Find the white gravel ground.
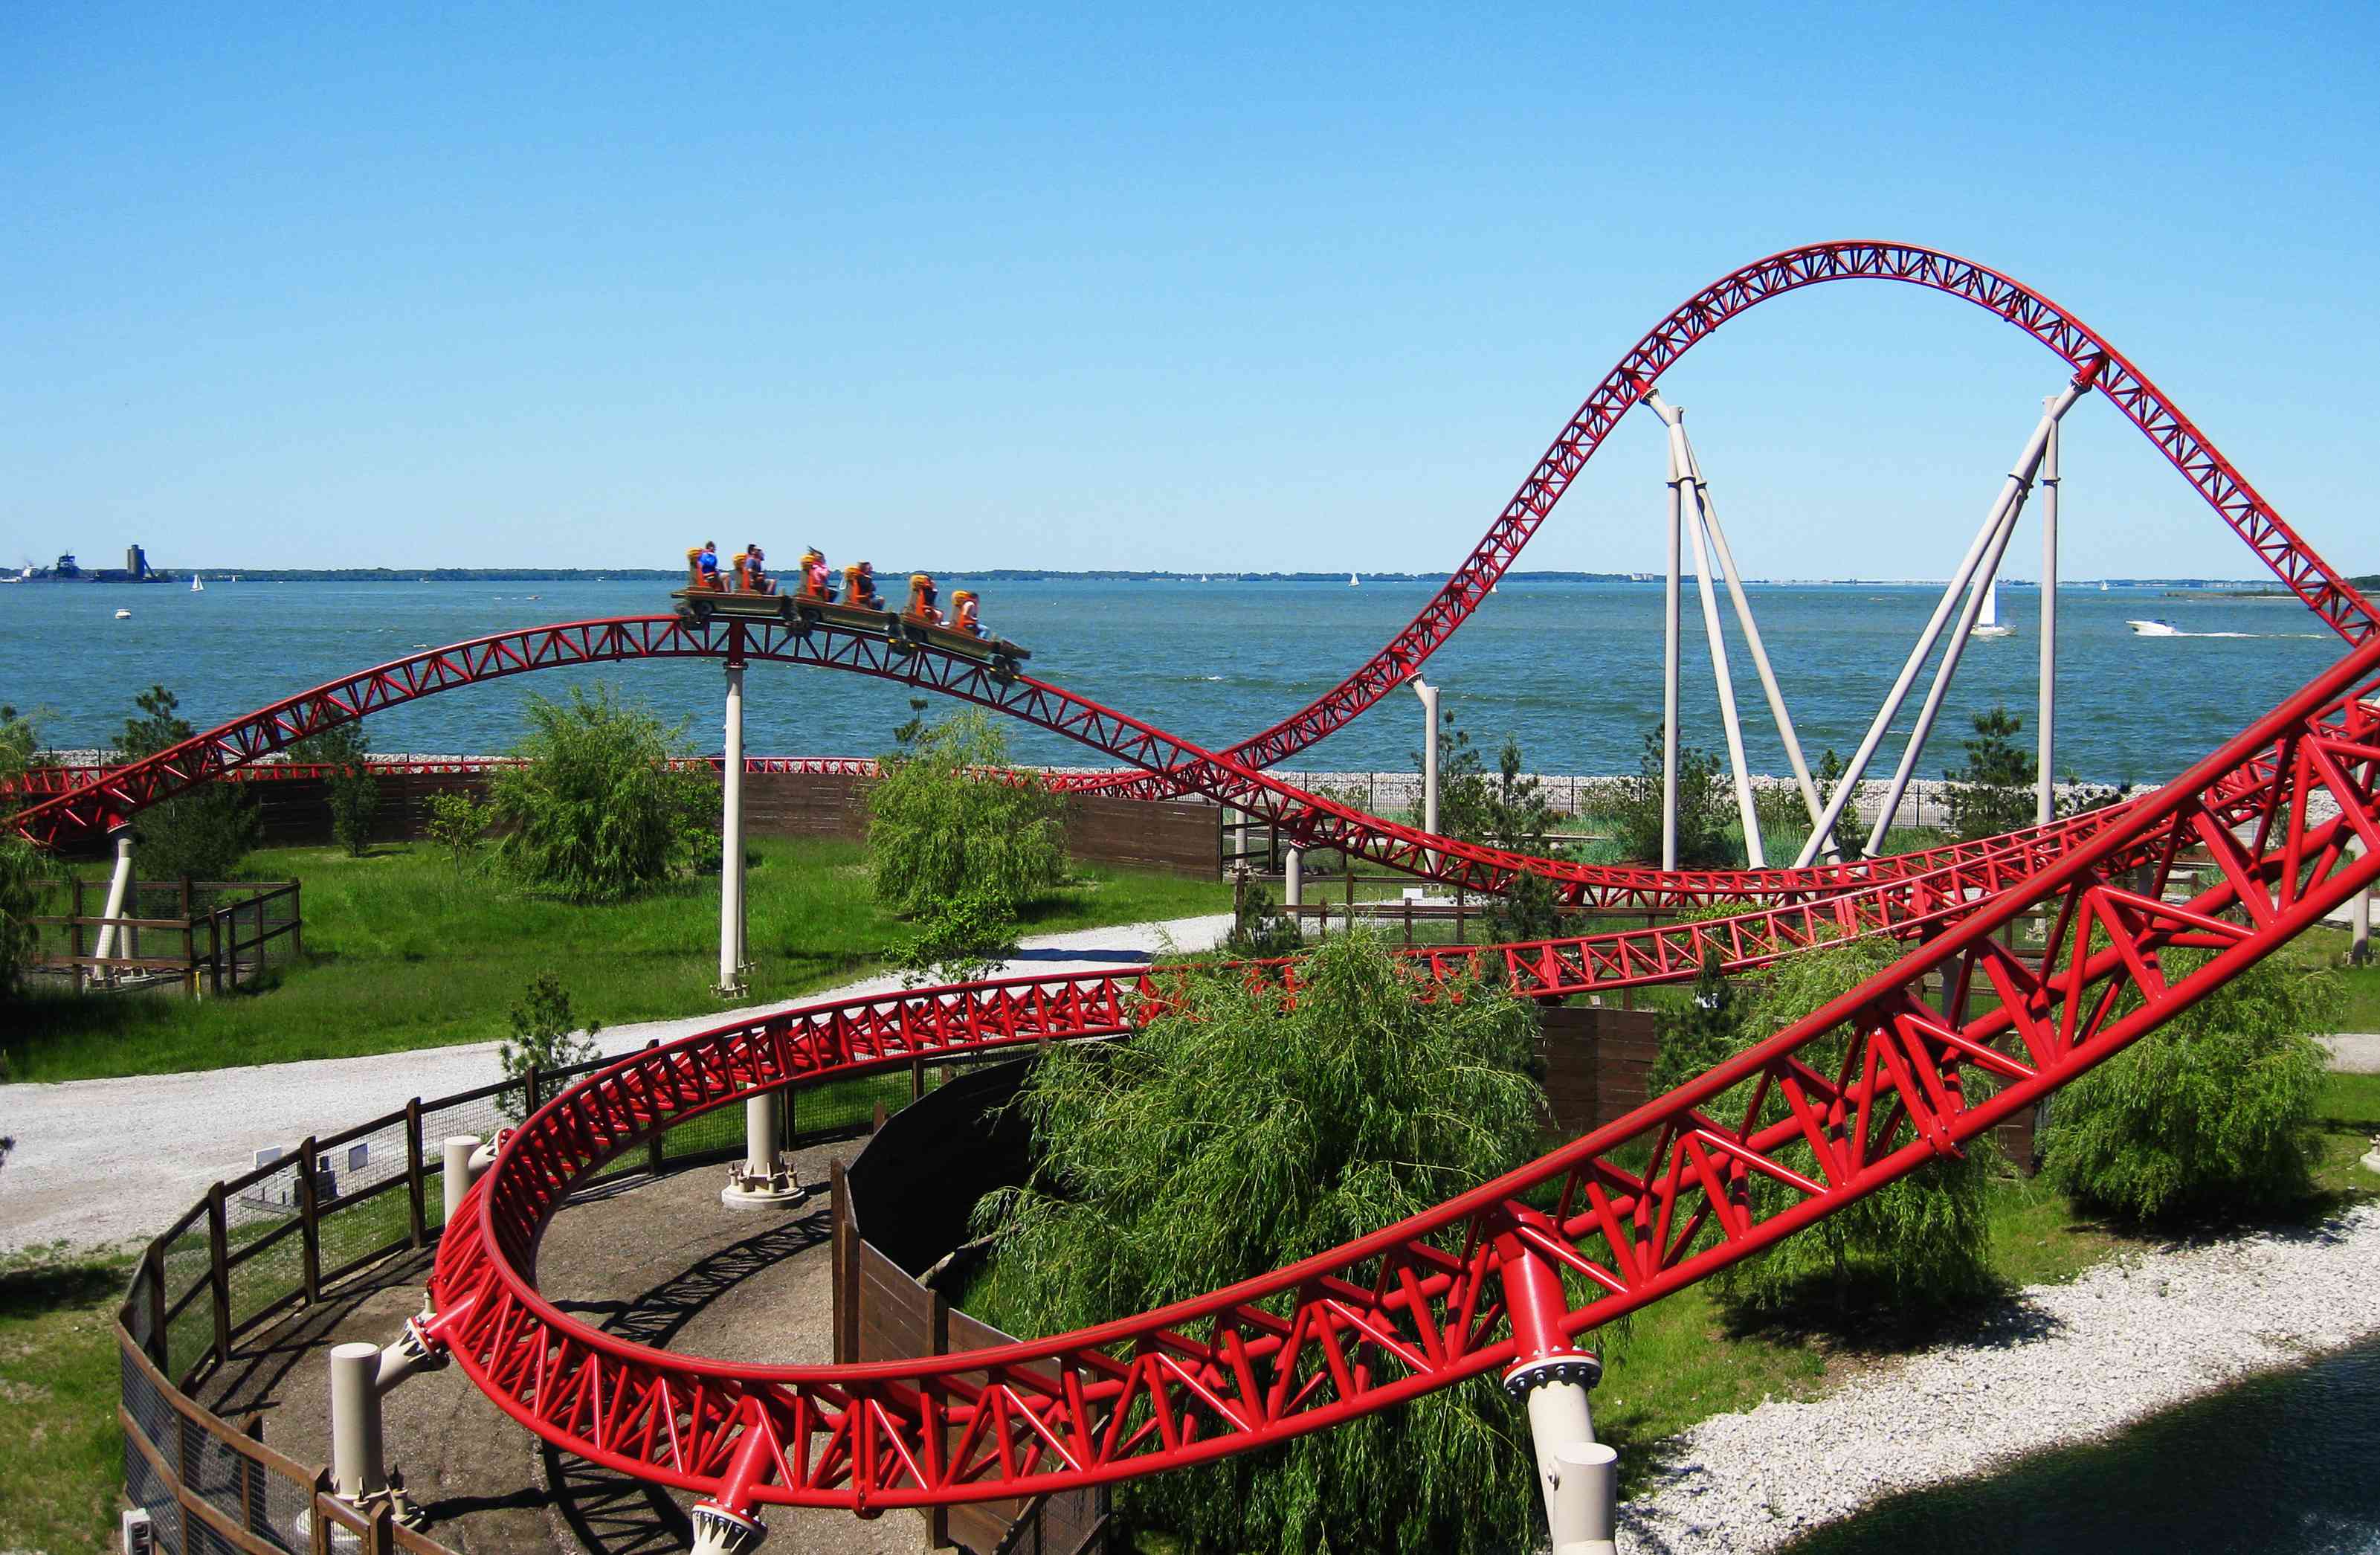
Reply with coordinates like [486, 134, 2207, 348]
[1617, 1200, 2380, 1553]
[0, 912, 1231, 1255]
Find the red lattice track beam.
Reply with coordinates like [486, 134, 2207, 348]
[422, 635, 2380, 1511]
[4, 613, 2160, 911]
[1, 755, 883, 794]
[1063, 239, 2379, 798]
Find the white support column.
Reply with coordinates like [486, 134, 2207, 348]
[91, 828, 135, 970]
[2352, 839, 2373, 967]
[722, 1091, 802, 1208]
[1662, 419, 1685, 871]
[2038, 402, 2061, 827]
[1793, 379, 2088, 866]
[442, 1135, 494, 1227]
[717, 660, 748, 999]
[1413, 677, 1440, 866]
[1284, 846, 1302, 908]
[1509, 1360, 1617, 1555]
[329, 1342, 390, 1504]
[1654, 401, 1763, 866]
[1863, 487, 2028, 855]
[1653, 390, 1825, 840]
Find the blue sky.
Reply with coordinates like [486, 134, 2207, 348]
[4, 4, 2376, 579]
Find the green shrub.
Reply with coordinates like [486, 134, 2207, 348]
[1650, 949, 1741, 1103]
[288, 723, 377, 857]
[497, 972, 602, 1120]
[889, 887, 1019, 987]
[866, 706, 1066, 917]
[966, 930, 1548, 1555]
[116, 686, 259, 882]
[486, 688, 712, 904]
[2039, 950, 2333, 1220]
[1716, 935, 2000, 1320]
[422, 791, 488, 867]
[1943, 704, 2036, 843]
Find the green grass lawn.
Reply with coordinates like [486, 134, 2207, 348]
[7, 837, 1232, 1083]
[2277, 924, 2380, 1030]
[0, 1249, 132, 1555]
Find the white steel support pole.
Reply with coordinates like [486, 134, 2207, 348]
[1285, 847, 1302, 907]
[1652, 391, 1825, 834]
[91, 828, 135, 967]
[1792, 381, 2087, 866]
[442, 1135, 494, 1226]
[722, 1090, 800, 1208]
[1863, 478, 2029, 855]
[1661, 421, 1685, 871]
[2038, 402, 2061, 827]
[329, 1342, 390, 1504]
[1654, 402, 1764, 866]
[717, 659, 748, 999]
[1413, 677, 1440, 866]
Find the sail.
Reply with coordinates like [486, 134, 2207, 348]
[1979, 577, 1998, 628]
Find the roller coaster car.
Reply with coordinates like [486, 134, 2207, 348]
[671, 556, 1030, 677]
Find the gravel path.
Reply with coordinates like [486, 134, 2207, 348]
[0, 912, 1231, 1255]
[1617, 1201, 2380, 1553]
[2321, 1032, 2380, 1073]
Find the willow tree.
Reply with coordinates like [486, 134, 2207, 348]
[965, 930, 1549, 1555]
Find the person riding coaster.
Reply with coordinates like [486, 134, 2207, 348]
[906, 571, 942, 625]
[951, 588, 984, 637]
[686, 541, 724, 592]
[801, 547, 836, 602]
[731, 546, 775, 596]
[843, 561, 883, 610]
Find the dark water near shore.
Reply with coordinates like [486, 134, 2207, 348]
[1784, 1339, 2380, 1554]
[0, 576, 2347, 781]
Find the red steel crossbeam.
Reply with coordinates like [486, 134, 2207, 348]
[4, 611, 2161, 910]
[422, 635, 2380, 1512]
[1065, 239, 2378, 797]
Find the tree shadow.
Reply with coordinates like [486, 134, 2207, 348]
[0, 1251, 132, 1316]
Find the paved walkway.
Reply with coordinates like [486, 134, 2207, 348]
[2320, 1033, 2380, 1074]
[0, 913, 1232, 1255]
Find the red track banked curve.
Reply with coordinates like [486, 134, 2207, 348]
[1063, 239, 2377, 797]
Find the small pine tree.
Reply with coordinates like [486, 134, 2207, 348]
[1610, 725, 1732, 866]
[1943, 704, 2036, 843]
[117, 685, 259, 882]
[2039, 951, 2333, 1220]
[1813, 747, 1865, 861]
[1480, 736, 1564, 943]
[1225, 875, 1303, 957]
[497, 973, 603, 1121]
[289, 722, 378, 857]
[422, 791, 487, 868]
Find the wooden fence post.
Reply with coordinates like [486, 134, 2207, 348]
[523, 1063, 541, 1118]
[207, 1183, 232, 1370]
[404, 1099, 428, 1249]
[143, 1244, 169, 1371]
[290, 880, 303, 958]
[241, 1415, 268, 1535]
[296, 1136, 323, 1304]
[71, 876, 85, 984]
[645, 1040, 667, 1174]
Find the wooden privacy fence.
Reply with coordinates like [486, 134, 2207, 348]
[30, 878, 300, 997]
[114, 1046, 906, 1555]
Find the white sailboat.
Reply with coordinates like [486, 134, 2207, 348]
[191, 575, 204, 592]
[1969, 576, 2014, 637]
[2099, 579, 2111, 592]
[1347, 571, 1360, 587]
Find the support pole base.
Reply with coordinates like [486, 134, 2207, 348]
[689, 1500, 765, 1555]
[720, 1165, 804, 1208]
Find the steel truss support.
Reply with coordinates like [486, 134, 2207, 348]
[1648, 390, 1827, 866]
[1796, 364, 2098, 867]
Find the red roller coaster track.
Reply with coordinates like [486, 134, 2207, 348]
[16, 242, 2377, 1530]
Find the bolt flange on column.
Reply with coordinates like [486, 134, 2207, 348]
[721, 1092, 802, 1208]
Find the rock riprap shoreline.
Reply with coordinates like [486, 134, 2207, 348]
[1618, 1200, 2380, 1553]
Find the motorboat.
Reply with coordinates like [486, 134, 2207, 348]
[115, 608, 132, 619]
[1969, 577, 2014, 638]
[2126, 619, 2181, 637]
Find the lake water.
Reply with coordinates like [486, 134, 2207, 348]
[1784, 1338, 2380, 1554]
[0, 577, 2348, 782]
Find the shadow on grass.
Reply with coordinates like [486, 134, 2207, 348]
[0, 1253, 131, 1319]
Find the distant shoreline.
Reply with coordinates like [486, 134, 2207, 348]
[16, 567, 2354, 587]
